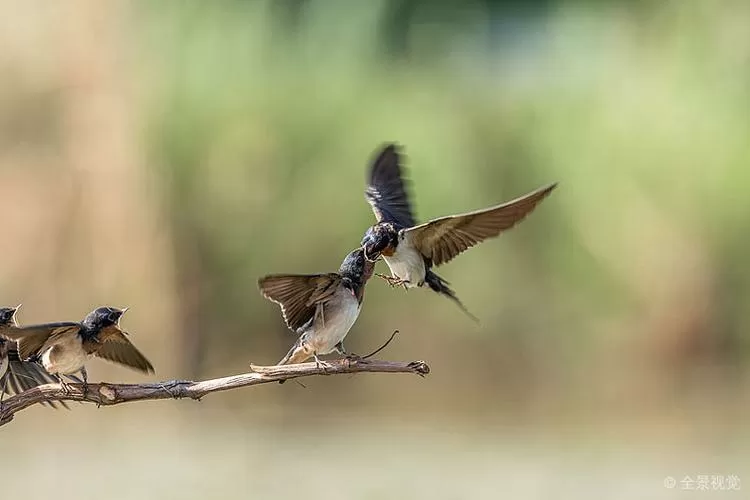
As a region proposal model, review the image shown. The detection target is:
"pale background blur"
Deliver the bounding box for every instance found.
[1,0,749,498]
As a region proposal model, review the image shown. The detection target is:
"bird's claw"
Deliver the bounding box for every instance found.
[59,381,72,396]
[376,273,408,289]
[313,353,335,373]
[316,360,335,372]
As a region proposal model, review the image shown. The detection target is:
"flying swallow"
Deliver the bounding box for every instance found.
[259,247,375,367]
[2,306,154,392]
[360,143,556,319]
[0,305,67,408]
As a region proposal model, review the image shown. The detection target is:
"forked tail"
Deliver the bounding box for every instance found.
[424,270,479,323]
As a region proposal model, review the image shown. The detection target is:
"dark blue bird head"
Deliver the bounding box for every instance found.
[360,223,398,262]
[339,248,375,286]
[82,306,128,331]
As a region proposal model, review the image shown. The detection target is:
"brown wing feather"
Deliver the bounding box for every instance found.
[365,144,416,227]
[85,325,154,374]
[258,274,342,332]
[93,340,155,374]
[2,323,81,360]
[406,183,557,266]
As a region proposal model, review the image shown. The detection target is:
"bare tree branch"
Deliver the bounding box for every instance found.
[0,358,430,427]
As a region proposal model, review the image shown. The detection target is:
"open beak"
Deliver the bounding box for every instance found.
[116,307,129,328]
[10,303,21,324]
[362,246,380,263]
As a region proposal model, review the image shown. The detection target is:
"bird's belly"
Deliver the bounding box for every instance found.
[307,290,361,355]
[384,243,426,287]
[42,337,87,375]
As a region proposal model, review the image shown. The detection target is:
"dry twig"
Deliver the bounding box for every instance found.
[0,357,429,427]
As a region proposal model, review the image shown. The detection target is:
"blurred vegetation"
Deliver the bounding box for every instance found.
[130,0,750,401]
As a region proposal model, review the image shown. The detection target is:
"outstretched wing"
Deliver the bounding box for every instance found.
[258,274,342,332]
[2,323,81,360]
[405,183,557,267]
[92,327,155,374]
[365,144,416,227]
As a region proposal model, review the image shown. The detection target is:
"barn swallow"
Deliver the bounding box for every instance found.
[2,306,154,393]
[259,247,375,367]
[0,305,67,408]
[360,144,556,319]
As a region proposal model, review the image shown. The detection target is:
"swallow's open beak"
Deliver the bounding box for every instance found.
[362,245,379,263]
[10,304,21,324]
[360,234,383,263]
[115,307,129,327]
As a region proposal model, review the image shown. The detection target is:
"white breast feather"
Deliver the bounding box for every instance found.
[41,335,88,375]
[383,235,426,287]
[308,288,361,355]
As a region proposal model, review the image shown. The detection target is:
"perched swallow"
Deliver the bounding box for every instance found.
[2,306,154,392]
[360,144,556,319]
[0,305,66,408]
[259,248,375,366]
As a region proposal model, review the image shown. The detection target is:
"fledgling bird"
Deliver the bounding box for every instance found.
[360,144,557,319]
[0,305,67,407]
[259,247,375,366]
[2,306,154,392]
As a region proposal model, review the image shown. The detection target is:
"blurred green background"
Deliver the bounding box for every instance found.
[1,0,749,498]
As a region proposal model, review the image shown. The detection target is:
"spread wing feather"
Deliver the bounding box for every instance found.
[365,144,416,227]
[2,323,81,360]
[258,274,342,332]
[406,183,557,266]
[92,337,155,374]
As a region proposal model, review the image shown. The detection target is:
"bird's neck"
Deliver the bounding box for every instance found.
[340,276,364,303]
[79,324,99,342]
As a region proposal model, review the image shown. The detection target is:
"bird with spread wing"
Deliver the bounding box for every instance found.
[1,306,154,393]
[259,248,375,366]
[360,144,556,320]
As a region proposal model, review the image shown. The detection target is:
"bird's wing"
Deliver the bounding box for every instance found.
[2,323,81,360]
[258,273,342,332]
[405,183,557,267]
[89,325,155,374]
[365,144,416,227]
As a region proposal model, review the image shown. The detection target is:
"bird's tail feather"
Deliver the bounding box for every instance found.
[425,270,479,323]
[6,360,69,409]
